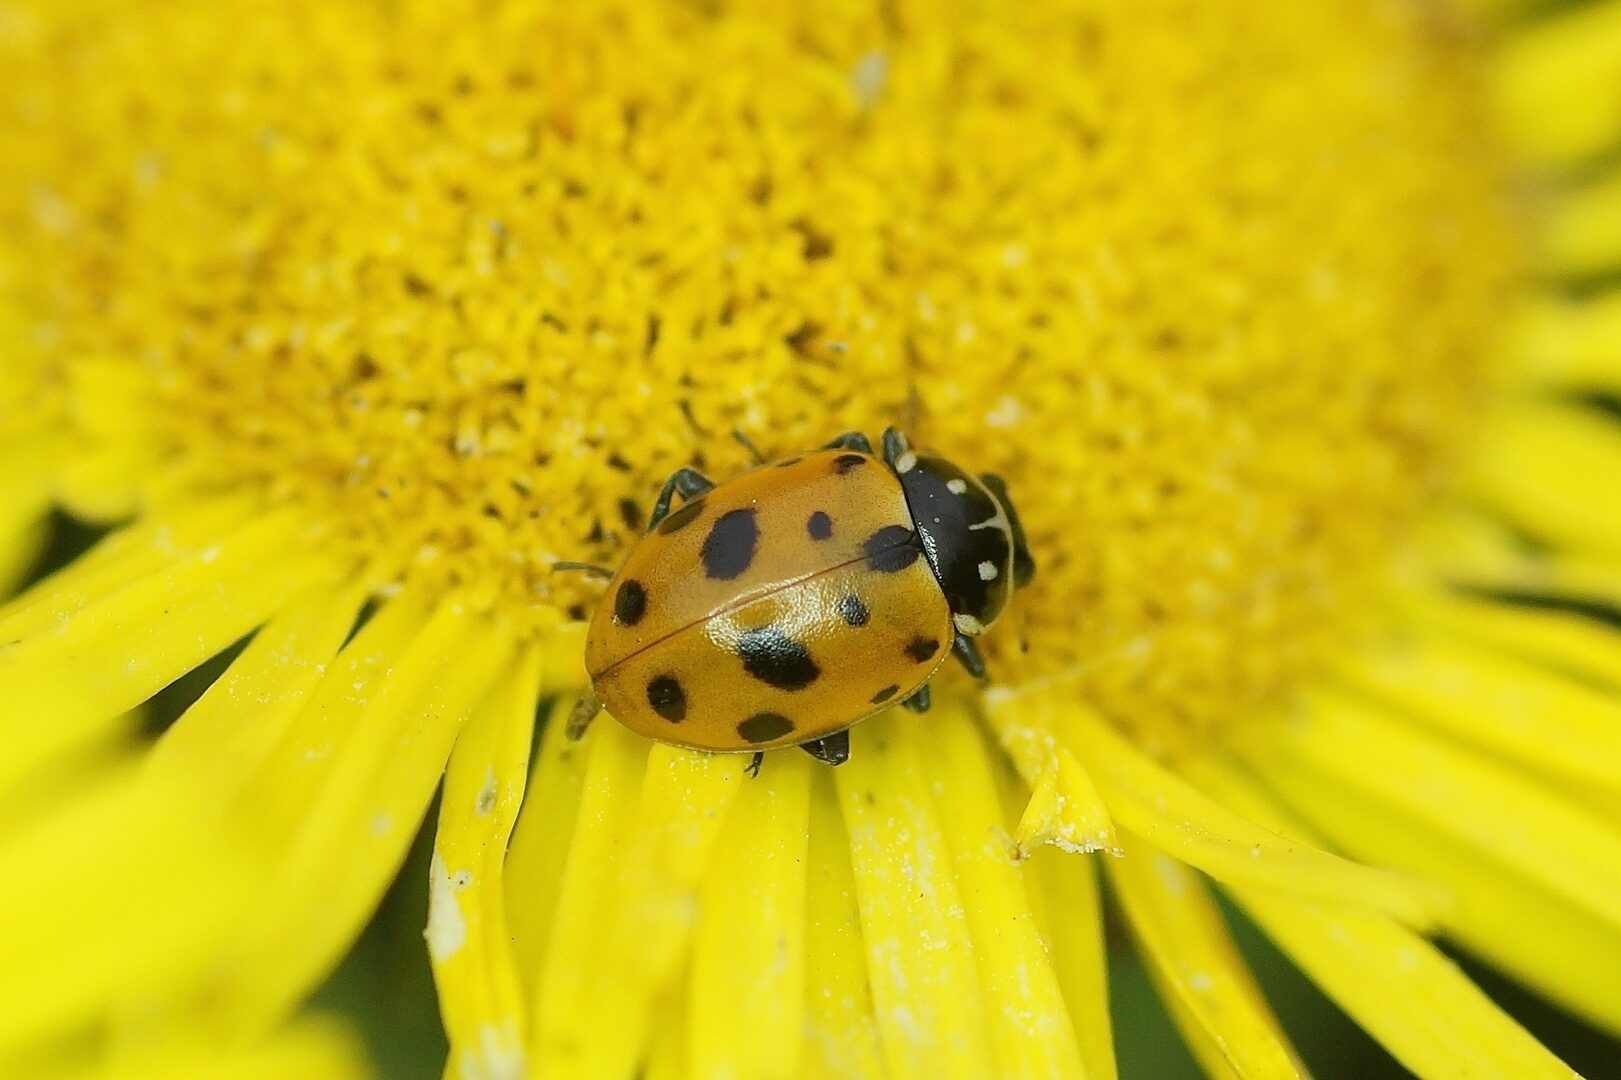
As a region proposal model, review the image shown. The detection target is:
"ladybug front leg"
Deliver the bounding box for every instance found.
[901,683,931,713]
[822,430,875,454]
[797,729,851,766]
[951,632,989,681]
[646,467,714,529]
[880,426,911,468]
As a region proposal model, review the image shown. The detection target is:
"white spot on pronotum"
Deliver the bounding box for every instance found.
[954,612,986,635]
[895,450,917,473]
[978,560,998,581]
[946,478,968,494]
[476,767,498,816]
[425,853,468,961]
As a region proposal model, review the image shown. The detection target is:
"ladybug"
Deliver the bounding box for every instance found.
[566,428,1035,769]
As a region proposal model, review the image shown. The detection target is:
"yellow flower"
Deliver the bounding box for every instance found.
[1,0,1618,1077]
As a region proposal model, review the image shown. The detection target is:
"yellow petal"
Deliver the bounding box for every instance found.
[802,771,888,1080]
[1247,689,1621,1032]
[984,688,1118,855]
[1510,292,1621,393]
[1045,696,1443,925]
[1286,686,1621,928]
[834,712,997,1080]
[1026,848,1117,1080]
[530,731,744,1079]
[910,702,1086,1080]
[1465,402,1621,556]
[0,512,48,600]
[0,507,338,792]
[1541,164,1621,278]
[0,438,51,596]
[0,766,255,1052]
[643,984,690,1080]
[1396,586,1621,689]
[49,1017,374,1080]
[502,698,591,1001]
[688,750,811,1079]
[142,580,368,806]
[0,498,255,640]
[220,597,514,1034]
[999,756,1117,1080]
[1190,756,1582,1080]
[1492,0,1621,170]
[1336,626,1621,794]
[1106,832,1304,1080]
[431,644,543,1080]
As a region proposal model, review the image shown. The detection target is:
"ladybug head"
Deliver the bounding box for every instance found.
[886,427,1035,636]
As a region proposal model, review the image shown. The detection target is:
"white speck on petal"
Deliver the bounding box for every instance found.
[370,812,394,837]
[476,768,498,816]
[458,1023,526,1080]
[425,853,467,961]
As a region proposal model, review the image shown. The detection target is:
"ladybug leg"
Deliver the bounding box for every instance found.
[797,729,851,767]
[647,467,714,529]
[565,692,602,740]
[901,683,932,714]
[745,751,765,778]
[731,429,765,464]
[822,431,875,454]
[951,632,989,681]
[880,426,911,468]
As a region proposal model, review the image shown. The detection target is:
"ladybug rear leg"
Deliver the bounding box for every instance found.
[823,431,875,454]
[951,632,989,681]
[565,692,602,741]
[798,729,851,766]
[901,684,931,713]
[647,467,714,529]
[745,751,765,778]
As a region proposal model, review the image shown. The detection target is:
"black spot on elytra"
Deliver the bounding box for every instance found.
[836,594,869,627]
[737,625,820,690]
[833,453,867,474]
[871,684,899,704]
[905,636,940,663]
[737,712,794,744]
[657,497,706,535]
[863,525,920,572]
[701,508,760,579]
[807,511,833,540]
[614,580,647,626]
[646,675,686,722]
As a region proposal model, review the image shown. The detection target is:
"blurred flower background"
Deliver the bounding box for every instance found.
[3,0,1621,1077]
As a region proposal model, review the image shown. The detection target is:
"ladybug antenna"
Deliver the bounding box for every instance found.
[731,429,765,464]
[551,560,614,578]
